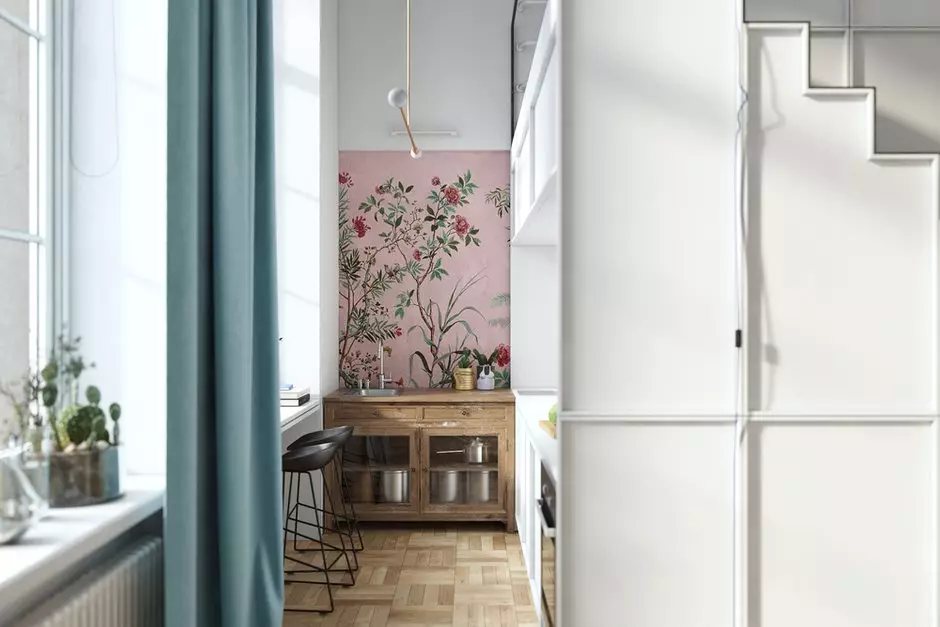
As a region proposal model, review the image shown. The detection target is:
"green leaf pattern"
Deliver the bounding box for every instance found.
[338,168,510,388]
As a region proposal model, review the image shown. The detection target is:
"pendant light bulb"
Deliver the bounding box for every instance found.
[388,88,408,109]
[410,148,423,160]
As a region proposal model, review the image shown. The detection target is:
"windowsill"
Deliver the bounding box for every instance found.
[280,396,321,432]
[0,474,165,625]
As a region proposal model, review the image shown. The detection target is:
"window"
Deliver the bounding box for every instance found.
[274,0,322,395]
[0,0,53,436]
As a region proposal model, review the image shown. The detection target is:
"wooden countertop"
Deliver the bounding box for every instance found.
[324,388,515,404]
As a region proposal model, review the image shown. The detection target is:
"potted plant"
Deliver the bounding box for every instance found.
[452,350,475,391]
[472,349,498,391]
[1,335,123,508]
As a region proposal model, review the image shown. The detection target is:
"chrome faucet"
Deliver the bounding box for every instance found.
[377,341,394,389]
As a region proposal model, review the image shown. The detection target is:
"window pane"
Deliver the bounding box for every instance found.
[0,239,42,438]
[0,0,37,29]
[0,16,33,233]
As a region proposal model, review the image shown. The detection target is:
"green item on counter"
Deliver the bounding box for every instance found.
[548,403,557,424]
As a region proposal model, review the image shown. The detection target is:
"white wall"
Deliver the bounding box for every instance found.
[338,0,511,151]
[69,0,335,477]
[510,245,557,390]
[746,0,940,153]
[319,0,339,397]
[70,0,167,475]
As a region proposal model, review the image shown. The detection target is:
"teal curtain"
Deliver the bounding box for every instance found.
[165,0,283,625]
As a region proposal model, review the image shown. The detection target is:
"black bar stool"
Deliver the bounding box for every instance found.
[282,441,357,614]
[288,426,364,554]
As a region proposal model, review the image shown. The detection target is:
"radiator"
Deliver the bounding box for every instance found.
[17,536,163,627]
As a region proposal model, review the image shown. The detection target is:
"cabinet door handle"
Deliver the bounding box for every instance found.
[411,467,416,473]
[422,467,428,473]
[460,409,471,416]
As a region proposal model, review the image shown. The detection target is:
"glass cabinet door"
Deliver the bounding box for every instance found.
[421,428,506,510]
[341,427,418,511]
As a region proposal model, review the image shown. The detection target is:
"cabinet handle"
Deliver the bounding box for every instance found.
[411,467,416,473]
[442,421,456,427]
[422,467,428,473]
[460,409,471,416]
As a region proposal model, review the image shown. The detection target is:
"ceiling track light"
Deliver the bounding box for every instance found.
[387,0,422,158]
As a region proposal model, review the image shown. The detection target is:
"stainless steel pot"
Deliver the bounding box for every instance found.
[437,437,490,464]
[466,470,493,504]
[432,470,462,504]
[378,470,410,503]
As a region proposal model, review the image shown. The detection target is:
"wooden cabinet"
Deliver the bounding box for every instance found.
[324,393,515,530]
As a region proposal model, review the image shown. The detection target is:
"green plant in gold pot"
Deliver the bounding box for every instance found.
[452,350,475,391]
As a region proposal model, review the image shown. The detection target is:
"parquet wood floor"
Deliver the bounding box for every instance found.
[283,524,537,627]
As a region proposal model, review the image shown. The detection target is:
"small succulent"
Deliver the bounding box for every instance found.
[109,402,122,444]
[67,406,95,445]
[456,350,472,369]
[41,383,58,409]
[472,348,499,367]
[41,361,58,383]
[85,385,101,406]
[92,410,109,443]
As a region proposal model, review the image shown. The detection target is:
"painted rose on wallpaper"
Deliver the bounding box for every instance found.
[338,151,510,389]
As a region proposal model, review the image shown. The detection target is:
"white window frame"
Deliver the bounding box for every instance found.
[0,0,66,375]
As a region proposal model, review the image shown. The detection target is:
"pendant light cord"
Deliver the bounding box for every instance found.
[406,0,411,124]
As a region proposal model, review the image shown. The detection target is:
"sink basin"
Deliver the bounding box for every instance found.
[345,388,402,397]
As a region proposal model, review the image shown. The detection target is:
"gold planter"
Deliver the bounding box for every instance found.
[453,367,475,391]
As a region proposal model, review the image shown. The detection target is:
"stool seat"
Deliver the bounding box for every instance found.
[282,442,339,473]
[288,426,353,451]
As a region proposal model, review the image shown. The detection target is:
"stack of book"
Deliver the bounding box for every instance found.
[280,385,310,407]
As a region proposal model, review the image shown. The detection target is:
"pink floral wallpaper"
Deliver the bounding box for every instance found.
[338,151,510,389]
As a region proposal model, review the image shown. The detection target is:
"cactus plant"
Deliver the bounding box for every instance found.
[109,403,122,445]
[92,410,108,443]
[85,385,101,406]
[41,361,58,383]
[67,406,95,445]
[2,332,122,451]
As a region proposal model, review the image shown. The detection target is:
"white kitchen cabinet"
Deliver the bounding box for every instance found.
[510,0,560,394]
[511,0,558,247]
[513,392,559,626]
[532,52,557,198]
[514,130,532,235]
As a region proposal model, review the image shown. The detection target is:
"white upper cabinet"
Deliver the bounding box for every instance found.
[514,129,532,232]
[533,51,557,196]
[511,1,558,246]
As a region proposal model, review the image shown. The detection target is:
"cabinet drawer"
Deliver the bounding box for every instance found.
[333,405,418,422]
[423,406,507,422]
